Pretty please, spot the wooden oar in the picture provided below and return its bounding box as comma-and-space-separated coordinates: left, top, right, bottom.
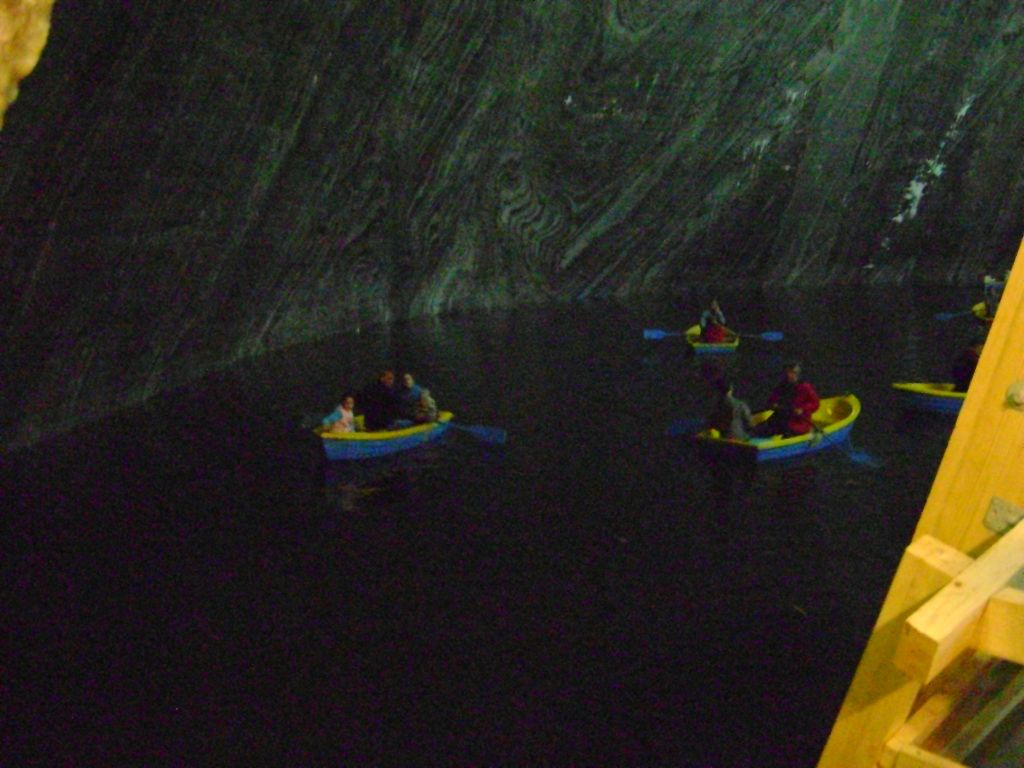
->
643, 328, 782, 342
739, 330, 783, 342
450, 423, 507, 444
643, 329, 684, 340
665, 417, 706, 437
839, 435, 881, 467
934, 309, 974, 321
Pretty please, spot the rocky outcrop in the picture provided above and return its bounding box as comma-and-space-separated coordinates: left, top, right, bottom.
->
2, 1, 1024, 447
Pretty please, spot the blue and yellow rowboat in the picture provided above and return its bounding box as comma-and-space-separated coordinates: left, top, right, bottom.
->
684, 324, 740, 354
891, 382, 965, 414
316, 411, 453, 460
693, 394, 861, 463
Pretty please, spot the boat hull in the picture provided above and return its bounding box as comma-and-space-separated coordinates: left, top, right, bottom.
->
891, 382, 964, 414
317, 411, 453, 460
693, 394, 861, 463
685, 325, 739, 354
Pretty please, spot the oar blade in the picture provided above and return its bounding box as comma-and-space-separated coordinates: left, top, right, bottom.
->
734, 330, 784, 341
665, 417, 705, 437
934, 310, 970, 321
643, 329, 685, 340
841, 436, 881, 468
452, 423, 508, 445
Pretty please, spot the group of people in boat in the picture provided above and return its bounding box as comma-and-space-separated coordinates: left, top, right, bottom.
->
704, 358, 821, 442
694, 296, 820, 441
322, 369, 438, 434
698, 280, 994, 441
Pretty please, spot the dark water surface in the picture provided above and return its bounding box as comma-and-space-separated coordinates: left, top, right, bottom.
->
5, 286, 982, 766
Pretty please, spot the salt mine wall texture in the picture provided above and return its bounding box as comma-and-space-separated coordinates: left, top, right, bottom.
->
2, 0, 1024, 448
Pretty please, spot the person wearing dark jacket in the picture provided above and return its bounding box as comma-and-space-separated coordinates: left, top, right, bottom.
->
358, 370, 400, 430
951, 337, 985, 392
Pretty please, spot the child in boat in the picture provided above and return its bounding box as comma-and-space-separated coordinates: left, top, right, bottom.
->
699, 298, 731, 343
414, 388, 438, 423
323, 394, 358, 433
753, 361, 820, 437
708, 380, 754, 440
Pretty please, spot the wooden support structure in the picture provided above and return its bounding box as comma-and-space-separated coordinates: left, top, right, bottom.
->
892, 520, 1024, 684
818, 238, 1024, 767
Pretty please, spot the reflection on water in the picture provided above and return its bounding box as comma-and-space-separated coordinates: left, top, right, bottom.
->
4, 285, 977, 766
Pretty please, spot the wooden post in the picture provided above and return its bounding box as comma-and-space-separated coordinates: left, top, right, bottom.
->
817, 239, 1024, 767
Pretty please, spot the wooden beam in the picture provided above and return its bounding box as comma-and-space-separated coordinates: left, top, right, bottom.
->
817, 236, 1024, 768
974, 587, 1024, 664
893, 522, 1024, 683
904, 535, 974, 583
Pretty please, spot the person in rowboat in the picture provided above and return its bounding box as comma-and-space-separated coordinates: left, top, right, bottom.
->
982, 270, 1007, 318
699, 298, 734, 343
707, 379, 755, 440
396, 372, 424, 420
753, 361, 820, 437
323, 394, 358, 433
951, 334, 986, 392
358, 369, 402, 430
413, 388, 438, 423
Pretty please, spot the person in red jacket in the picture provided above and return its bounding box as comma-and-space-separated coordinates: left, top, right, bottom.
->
754, 361, 820, 437
699, 298, 731, 343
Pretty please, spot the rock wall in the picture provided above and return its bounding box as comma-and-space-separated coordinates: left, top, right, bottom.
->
3, 0, 1024, 447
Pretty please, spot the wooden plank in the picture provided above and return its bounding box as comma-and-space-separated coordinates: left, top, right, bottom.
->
891, 744, 968, 768
816, 537, 973, 766
974, 586, 1024, 664
944, 665, 1024, 761
880, 694, 957, 768
817, 238, 1024, 768
904, 535, 974, 582
893, 522, 1024, 683
915, 249, 1024, 553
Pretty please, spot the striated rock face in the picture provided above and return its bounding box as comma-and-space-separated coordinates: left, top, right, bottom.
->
2, 1, 1024, 447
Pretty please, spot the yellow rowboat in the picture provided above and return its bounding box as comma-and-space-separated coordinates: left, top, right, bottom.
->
693, 394, 861, 462
316, 412, 453, 460
891, 382, 965, 414
684, 324, 740, 354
